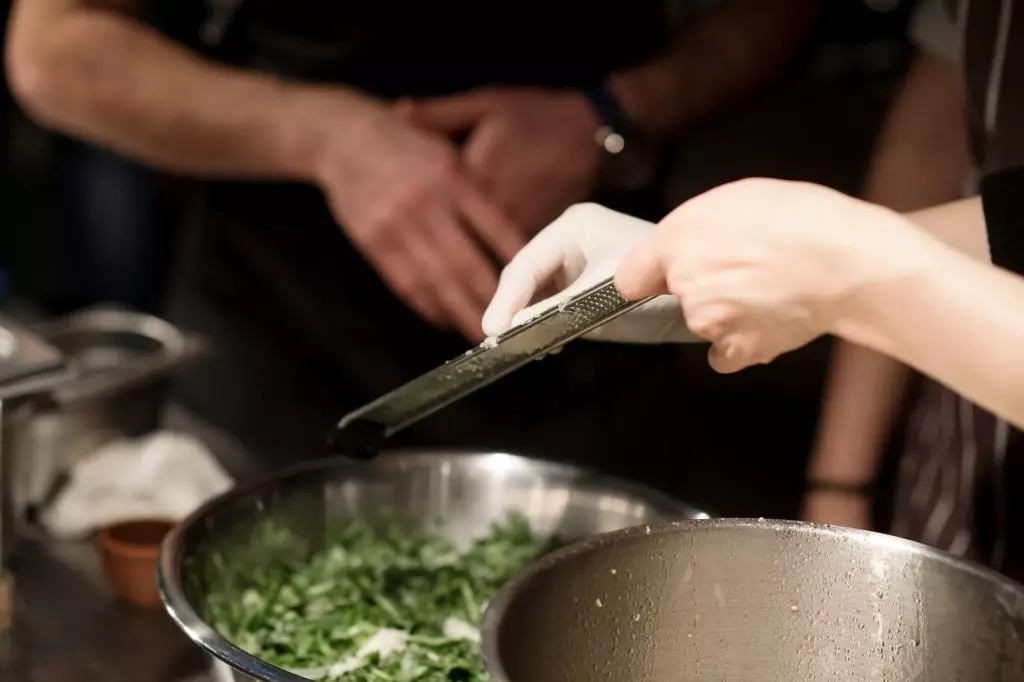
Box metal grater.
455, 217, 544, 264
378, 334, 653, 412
328, 277, 653, 457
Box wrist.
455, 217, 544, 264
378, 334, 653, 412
281, 86, 384, 183
830, 223, 957, 357
561, 89, 603, 137
606, 62, 680, 142
581, 83, 658, 192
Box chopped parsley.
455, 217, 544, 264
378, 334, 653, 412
197, 514, 551, 681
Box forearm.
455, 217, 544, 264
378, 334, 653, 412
807, 51, 972, 492
808, 342, 912, 485
837, 241, 1024, 431
607, 0, 817, 140
806, 202, 986, 486
5, 2, 374, 179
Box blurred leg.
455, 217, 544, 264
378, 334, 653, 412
59, 140, 173, 312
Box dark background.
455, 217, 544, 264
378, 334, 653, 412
0, 0, 923, 520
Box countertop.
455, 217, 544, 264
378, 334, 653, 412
0, 404, 252, 682
3, 534, 211, 682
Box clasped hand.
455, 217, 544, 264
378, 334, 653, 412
317, 87, 602, 342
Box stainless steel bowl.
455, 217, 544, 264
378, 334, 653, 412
19, 306, 195, 510
158, 451, 708, 682
482, 518, 1024, 682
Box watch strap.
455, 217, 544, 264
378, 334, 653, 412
583, 85, 635, 137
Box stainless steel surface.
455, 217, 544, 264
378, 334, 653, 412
33, 306, 194, 406
0, 316, 73, 643
0, 315, 67, 396
0, 403, 34, 570
0, 400, 227, 681
159, 451, 708, 682
330, 278, 654, 456
4, 535, 209, 681
18, 306, 195, 510
482, 518, 1024, 682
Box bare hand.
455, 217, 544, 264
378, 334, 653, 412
314, 98, 525, 341
615, 178, 931, 373
398, 87, 602, 236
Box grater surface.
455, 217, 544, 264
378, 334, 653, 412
328, 277, 652, 457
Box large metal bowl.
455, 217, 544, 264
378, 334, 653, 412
158, 451, 708, 682
482, 518, 1024, 682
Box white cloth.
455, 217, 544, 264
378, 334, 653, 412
481, 203, 700, 344
41, 431, 233, 538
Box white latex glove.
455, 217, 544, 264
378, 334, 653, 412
481, 203, 700, 343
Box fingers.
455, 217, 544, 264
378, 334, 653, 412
367, 232, 449, 330
423, 204, 501, 311
455, 177, 526, 264
481, 214, 585, 336
615, 237, 670, 301
405, 218, 492, 342
505, 267, 607, 329
396, 91, 495, 134
707, 335, 750, 374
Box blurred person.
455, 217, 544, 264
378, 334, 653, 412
4, 0, 816, 472
804, 0, 973, 530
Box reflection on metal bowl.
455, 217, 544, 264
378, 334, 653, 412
482, 519, 1024, 682
158, 451, 708, 682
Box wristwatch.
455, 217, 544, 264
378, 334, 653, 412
583, 85, 658, 193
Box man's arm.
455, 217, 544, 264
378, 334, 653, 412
607, 0, 818, 140
803, 51, 972, 528
4, 0, 377, 180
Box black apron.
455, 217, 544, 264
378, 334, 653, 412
163, 1, 695, 490
892, 0, 1024, 583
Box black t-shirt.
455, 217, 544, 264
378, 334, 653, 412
164, 2, 687, 468
209, 1, 674, 96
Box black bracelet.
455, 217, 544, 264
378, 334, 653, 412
806, 479, 874, 497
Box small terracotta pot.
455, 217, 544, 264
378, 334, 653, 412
96, 519, 176, 608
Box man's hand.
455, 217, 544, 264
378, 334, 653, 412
312, 98, 526, 342
615, 178, 937, 373
398, 87, 602, 236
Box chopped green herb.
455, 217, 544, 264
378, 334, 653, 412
199, 513, 551, 681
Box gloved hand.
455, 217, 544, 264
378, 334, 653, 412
481, 203, 700, 343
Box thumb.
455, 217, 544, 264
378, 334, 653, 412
401, 91, 496, 134
614, 238, 668, 301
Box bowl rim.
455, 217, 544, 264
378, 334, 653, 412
478, 517, 1024, 682
157, 449, 709, 682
